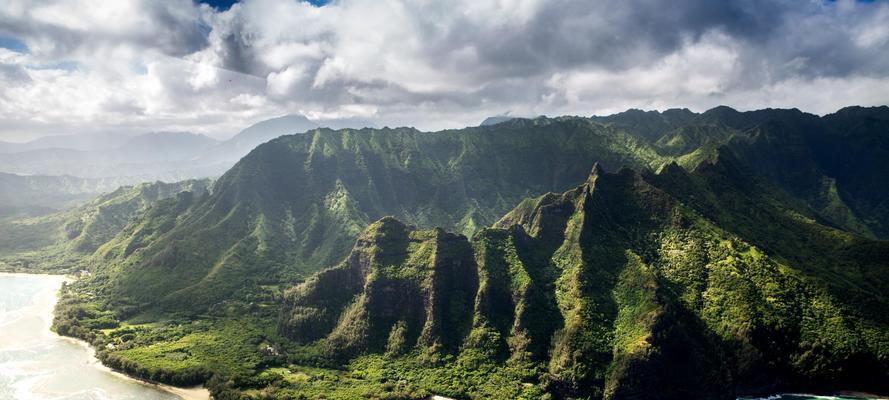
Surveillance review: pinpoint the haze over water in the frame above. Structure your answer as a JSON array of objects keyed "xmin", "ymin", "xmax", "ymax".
[{"xmin": 0, "ymin": 273, "xmax": 177, "ymax": 400}]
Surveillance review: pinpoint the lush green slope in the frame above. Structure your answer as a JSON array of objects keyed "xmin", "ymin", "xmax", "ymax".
[
  {"xmin": 594, "ymin": 106, "xmax": 889, "ymax": 238},
  {"xmin": 96, "ymin": 118, "xmax": 668, "ymax": 313},
  {"xmin": 0, "ymin": 179, "xmax": 211, "ymax": 273},
  {"xmin": 275, "ymin": 163, "xmax": 888, "ymax": 399},
  {"xmin": 76, "ymin": 108, "xmax": 889, "ymax": 316},
  {"xmin": 817, "ymin": 106, "xmax": 889, "ymax": 237},
  {"xmin": 48, "ymin": 106, "xmax": 889, "ymax": 399},
  {"xmin": 0, "ymin": 172, "xmax": 120, "ymax": 218}
]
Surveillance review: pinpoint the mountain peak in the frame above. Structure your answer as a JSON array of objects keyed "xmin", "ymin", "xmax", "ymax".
[
  {"xmin": 828, "ymin": 105, "xmax": 889, "ymax": 120},
  {"xmin": 226, "ymin": 114, "xmax": 319, "ymax": 147},
  {"xmin": 699, "ymin": 105, "xmax": 742, "ymax": 124},
  {"xmin": 479, "ymin": 115, "xmax": 516, "ymax": 126},
  {"xmin": 586, "ymin": 162, "xmax": 604, "ymax": 185},
  {"xmin": 359, "ymin": 216, "xmax": 413, "ymax": 245},
  {"xmin": 704, "ymin": 105, "xmax": 739, "ymax": 114},
  {"xmin": 655, "ymin": 160, "xmax": 685, "ymax": 176}
]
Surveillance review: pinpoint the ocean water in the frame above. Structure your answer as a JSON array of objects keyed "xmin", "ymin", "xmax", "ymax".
[{"xmin": 0, "ymin": 273, "xmax": 178, "ymax": 400}]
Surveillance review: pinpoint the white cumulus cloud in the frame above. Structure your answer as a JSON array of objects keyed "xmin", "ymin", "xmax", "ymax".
[{"xmin": 0, "ymin": 0, "xmax": 887, "ymax": 141}]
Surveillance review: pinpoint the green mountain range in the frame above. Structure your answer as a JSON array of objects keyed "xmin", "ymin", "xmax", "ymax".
[
  {"xmin": 0, "ymin": 179, "xmax": 211, "ymax": 272},
  {"xmin": 30, "ymin": 106, "xmax": 889, "ymax": 399},
  {"xmin": 278, "ymin": 160, "xmax": 887, "ymax": 399},
  {"xmin": 0, "ymin": 172, "xmax": 124, "ymax": 218}
]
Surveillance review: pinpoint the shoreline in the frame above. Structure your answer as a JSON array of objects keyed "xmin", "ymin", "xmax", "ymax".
[
  {"xmin": 0, "ymin": 271, "xmax": 211, "ymax": 400},
  {"xmin": 56, "ymin": 335, "xmax": 211, "ymax": 400},
  {"xmin": 5, "ymin": 276, "xmax": 885, "ymax": 400},
  {"xmin": 0, "ymin": 271, "xmax": 73, "ymax": 280}
]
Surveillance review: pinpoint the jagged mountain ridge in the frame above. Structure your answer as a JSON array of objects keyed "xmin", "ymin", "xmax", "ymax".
[
  {"xmin": 597, "ymin": 106, "xmax": 889, "ymax": 237},
  {"xmin": 99, "ymin": 118, "xmax": 667, "ymax": 311},
  {"xmin": 280, "ymin": 161, "xmax": 889, "ymax": 398},
  {"xmin": 43, "ymin": 105, "xmax": 889, "ymax": 399},
  {"xmin": 83, "ymin": 107, "xmax": 889, "ymax": 316}
]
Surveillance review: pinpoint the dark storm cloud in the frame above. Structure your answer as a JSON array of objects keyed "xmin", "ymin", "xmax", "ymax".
[
  {"xmin": 219, "ymin": 31, "xmax": 257, "ymax": 75},
  {"xmin": 142, "ymin": 3, "xmax": 210, "ymax": 57},
  {"xmin": 428, "ymin": 0, "xmax": 781, "ymax": 73},
  {"xmin": 410, "ymin": 0, "xmax": 886, "ymax": 82}
]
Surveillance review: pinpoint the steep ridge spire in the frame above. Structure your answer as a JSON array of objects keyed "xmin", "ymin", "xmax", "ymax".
[{"xmin": 586, "ymin": 161, "xmax": 604, "ymax": 186}]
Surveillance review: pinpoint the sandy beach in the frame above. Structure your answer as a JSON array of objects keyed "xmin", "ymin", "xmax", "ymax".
[
  {"xmin": 57, "ymin": 335, "xmax": 212, "ymax": 400},
  {"xmin": 0, "ymin": 272, "xmax": 210, "ymax": 400},
  {"xmin": 47, "ymin": 275, "xmax": 212, "ymax": 400}
]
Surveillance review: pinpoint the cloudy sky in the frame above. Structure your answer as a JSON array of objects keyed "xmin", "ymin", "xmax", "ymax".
[{"xmin": 1, "ymin": 0, "xmax": 888, "ymax": 141}]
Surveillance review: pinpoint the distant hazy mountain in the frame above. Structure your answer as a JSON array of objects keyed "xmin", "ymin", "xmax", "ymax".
[
  {"xmin": 479, "ymin": 115, "xmax": 516, "ymax": 126},
  {"xmin": 115, "ymin": 131, "xmax": 219, "ymax": 163},
  {"xmin": 226, "ymin": 115, "xmax": 318, "ymax": 150},
  {"xmin": 0, "ymin": 131, "xmax": 222, "ymax": 183},
  {"xmin": 199, "ymin": 115, "xmax": 319, "ymax": 164},
  {"xmin": 0, "ymin": 132, "xmax": 133, "ymax": 154},
  {"xmin": 0, "ymin": 141, "xmax": 29, "ymax": 154},
  {"xmin": 0, "ymin": 173, "xmax": 121, "ymax": 217},
  {"xmin": 0, "ymin": 115, "xmax": 375, "ymax": 183},
  {"xmin": 199, "ymin": 114, "xmax": 375, "ymax": 165}
]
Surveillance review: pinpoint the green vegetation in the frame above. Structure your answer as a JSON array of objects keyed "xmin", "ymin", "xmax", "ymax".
[
  {"xmin": 53, "ymin": 108, "xmax": 889, "ymax": 317},
  {"xmin": 86, "ymin": 117, "xmax": 681, "ymax": 314},
  {"xmin": 272, "ymin": 163, "xmax": 887, "ymax": 398},
  {"xmin": 0, "ymin": 172, "xmax": 118, "ymax": 218},
  {"xmin": 0, "ymin": 179, "xmax": 211, "ymax": 273},
  {"xmin": 53, "ymin": 283, "xmax": 288, "ymax": 388},
  {"xmin": 20, "ymin": 106, "xmax": 888, "ymax": 399}
]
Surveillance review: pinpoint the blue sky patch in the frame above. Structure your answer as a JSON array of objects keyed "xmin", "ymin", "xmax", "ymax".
[
  {"xmin": 198, "ymin": 0, "xmax": 329, "ymax": 11},
  {"xmin": 29, "ymin": 61, "xmax": 80, "ymax": 72},
  {"xmin": 0, "ymin": 35, "xmax": 28, "ymax": 53}
]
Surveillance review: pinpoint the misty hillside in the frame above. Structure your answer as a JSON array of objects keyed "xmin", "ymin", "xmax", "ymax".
[
  {"xmin": 0, "ymin": 173, "xmax": 122, "ymax": 218},
  {"xmin": 0, "ymin": 179, "xmax": 211, "ymax": 270},
  {"xmin": 0, "ymin": 132, "xmax": 133, "ymax": 154},
  {"xmin": 0, "ymin": 114, "xmax": 361, "ymax": 184}
]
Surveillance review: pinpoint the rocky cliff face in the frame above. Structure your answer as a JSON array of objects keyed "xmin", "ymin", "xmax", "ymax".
[
  {"xmin": 47, "ymin": 107, "xmax": 889, "ymax": 398},
  {"xmin": 100, "ymin": 118, "xmax": 668, "ymax": 312},
  {"xmin": 280, "ymin": 162, "xmax": 889, "ymax": 399},
  {"xmin": 74, "ymin": 107, "xmax": 889, "ymax": 318},
  {"xmin": 280, "ymin": 217, "xmax": 478, "ymax": 360}
]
